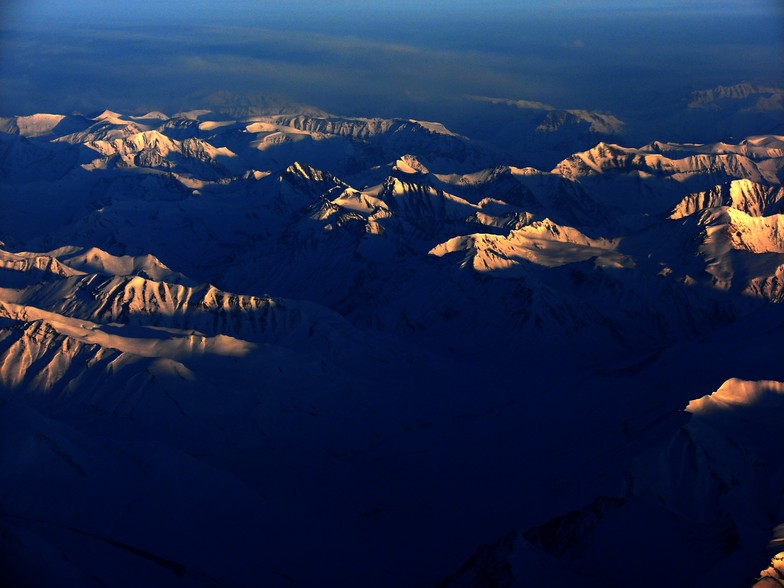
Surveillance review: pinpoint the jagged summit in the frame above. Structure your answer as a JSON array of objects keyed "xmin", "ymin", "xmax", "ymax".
[
  {"xmin": 392, "ymin": 154, "xmax": 429, "ymax": 175},
  {"xmin": 670, "ymin": 179, "xmax": 784, "ymax": 219}
]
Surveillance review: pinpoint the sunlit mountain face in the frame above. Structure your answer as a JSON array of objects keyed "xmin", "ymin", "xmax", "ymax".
[{"xmin": 1, "ymin": 2, "xmax": 783, "ymax": 586}]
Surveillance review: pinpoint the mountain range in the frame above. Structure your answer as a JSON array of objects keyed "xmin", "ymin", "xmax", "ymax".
[{"xmin": 1, "ymin": 84, "xmax": 784, "ymax": 586}]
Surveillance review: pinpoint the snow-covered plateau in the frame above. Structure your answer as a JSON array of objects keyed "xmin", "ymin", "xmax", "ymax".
[{"xmin": 1, "ymin": 93, "xmax": 784, "ymax": 586}]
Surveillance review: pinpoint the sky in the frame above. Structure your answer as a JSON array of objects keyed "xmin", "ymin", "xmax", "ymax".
[{"xmin": 0, "ymin": 0, "xmax": 782, "ymax": 119}]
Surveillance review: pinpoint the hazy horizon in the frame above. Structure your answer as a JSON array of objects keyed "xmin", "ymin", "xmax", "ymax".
[{"xmin": 1, "ymin": 0, "xmax": 782, "ymax": 121}]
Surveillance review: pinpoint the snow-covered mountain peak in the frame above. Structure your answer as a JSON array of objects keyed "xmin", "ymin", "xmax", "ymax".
[
  {"xmin": 407, "ymin": 119, "xmax": 462, "ymax": 137},
  {"xmin": 91, "ymin": 109, "xmax": 129, "ymax": 124},
  {"xmin": 90, "ymin": 129, "xmax": 178, "ymax": 152},
  {"xmin": 0, "ymin": 114, "xmax": 70, "ymax": 138},
  {"xmin": 275, "ymin": 162, "xmax": 349, "ymax": 204},
  {"xmin": 130, "ymin": 111, "xmax": 169, "ymax": 121},
  {"xmin": 670, "ymin": 180, "xmax": 784, "ymax": 219},
  {"xmin": 50, "ymin": 246, "xmax": 192, "ymax": 284},
  {"xmin": 551, "ymin": 141, "xmax": 631, "ymax": 177},
  {"xmin": 687, "ymin": 378, "xmax": 784, "ymax": 413},
  {"xmin": 0, "ymin": 249, "xmax": 83, "ymax": 278},
  {"xmin": 79, "ymin": 130, "xmax": 237, "ymax": 176},
  {"xmin": 392, "ymin": 154, "xmax": 429, "ymax": 175},
  {"xmin": 430, "ymin": 218, "xmax": 632, "ymax": 272},
  {"xmin": 282, "ymin": 161, "xmax": 342, "ymax": 185}
]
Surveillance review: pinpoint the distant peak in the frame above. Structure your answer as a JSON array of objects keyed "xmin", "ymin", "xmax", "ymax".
[
  {"xmin": 537, "ymin": 109, "xmax": 624, "ymax": 135},
  {"xmin": 688, "ymin": 83, "xmax": 784, "ymax": 111},
  {"xmin": 468, "ymin": 95, "xmax": 556, "ymax": 111},
  {"xmin": 131, "ymin": 111, "xmax": 169, "ymax": 121},
  {"xmin": 172, "ymin": 109, "xmax": 213, "ymax": 120},
  {"xmin": 91, "ymin": 109, "xmax": 126, "ymax": 122},
  {"xmin": 408, "ymin": 119, "xmax": 461, "ymax": 137},
  {"xmin": 203, "ymin": 91, "xmax": 327, "ymax": 118}
]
